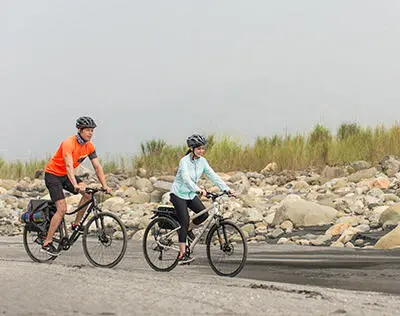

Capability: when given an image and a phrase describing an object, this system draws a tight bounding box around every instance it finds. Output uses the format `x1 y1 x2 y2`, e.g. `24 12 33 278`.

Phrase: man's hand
103 186 112 194
75 182 87 194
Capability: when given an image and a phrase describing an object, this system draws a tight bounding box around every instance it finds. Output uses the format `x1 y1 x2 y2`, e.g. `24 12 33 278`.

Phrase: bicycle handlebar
205 190 235 200
85 187 111 195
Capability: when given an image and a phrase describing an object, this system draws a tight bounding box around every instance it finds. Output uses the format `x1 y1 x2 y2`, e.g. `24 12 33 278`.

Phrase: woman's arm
203 159 230 192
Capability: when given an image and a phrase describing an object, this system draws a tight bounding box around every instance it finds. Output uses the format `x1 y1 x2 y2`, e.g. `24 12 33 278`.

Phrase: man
42 116 112 256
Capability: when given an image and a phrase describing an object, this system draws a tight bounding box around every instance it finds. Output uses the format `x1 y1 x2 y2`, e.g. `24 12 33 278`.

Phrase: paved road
2 237 400 294
1 236 400 315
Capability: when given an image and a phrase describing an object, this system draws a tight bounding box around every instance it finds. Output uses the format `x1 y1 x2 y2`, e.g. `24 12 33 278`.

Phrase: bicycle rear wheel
23 225 62 263
206 220 247 277
82 212 127 268
143 217 180 272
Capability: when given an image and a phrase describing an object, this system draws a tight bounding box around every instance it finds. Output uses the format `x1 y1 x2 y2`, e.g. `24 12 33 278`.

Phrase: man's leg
73 183 91 226
43 199 67 246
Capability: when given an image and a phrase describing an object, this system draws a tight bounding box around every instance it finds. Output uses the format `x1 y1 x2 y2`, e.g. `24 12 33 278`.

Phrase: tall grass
0 157 49 180
133 122 400 175
3 122 400 179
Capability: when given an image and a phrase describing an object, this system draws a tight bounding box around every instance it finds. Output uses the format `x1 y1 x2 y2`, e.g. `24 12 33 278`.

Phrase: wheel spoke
82 213 127 268
207 222 247 277
143 217 180 272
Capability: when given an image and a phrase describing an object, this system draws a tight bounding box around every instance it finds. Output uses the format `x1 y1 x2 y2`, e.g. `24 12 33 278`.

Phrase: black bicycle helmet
76 116 97 129
186 134 207 148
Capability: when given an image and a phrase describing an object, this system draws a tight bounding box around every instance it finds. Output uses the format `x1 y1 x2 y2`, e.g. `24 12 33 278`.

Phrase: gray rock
260 162 278 175
121 187 137 198
241 208 264 223
161 192 172 205
137 168 147 178
128 192 151 204
272 195 337 227
241 223 256 238
134 178 154 193
379 203 400 227
354 239 365 247
310 235 332 246
348 168 377 183
152 181 172 192
270 228 284 239
321 166 345 179
157 175 176 182
356 224 370 233
230 175 250 195
150 190 163 203
351 161 371 171
379 155 400 177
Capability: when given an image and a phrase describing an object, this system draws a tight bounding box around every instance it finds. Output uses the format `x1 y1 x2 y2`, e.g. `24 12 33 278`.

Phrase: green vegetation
0 157 49 180
2 122 400 179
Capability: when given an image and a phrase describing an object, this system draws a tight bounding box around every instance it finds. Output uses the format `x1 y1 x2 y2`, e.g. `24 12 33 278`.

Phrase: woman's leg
170 194 190 257
188 196 207 226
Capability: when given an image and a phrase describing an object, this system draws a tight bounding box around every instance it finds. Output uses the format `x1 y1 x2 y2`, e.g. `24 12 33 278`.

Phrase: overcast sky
1 1 400 160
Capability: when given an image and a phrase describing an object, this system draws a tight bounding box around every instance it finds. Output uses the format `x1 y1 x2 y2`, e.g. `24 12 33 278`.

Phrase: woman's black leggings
170 193 208 243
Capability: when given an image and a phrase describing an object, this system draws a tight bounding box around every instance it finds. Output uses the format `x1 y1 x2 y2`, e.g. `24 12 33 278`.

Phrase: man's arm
90 157 112 193
63 153 80 192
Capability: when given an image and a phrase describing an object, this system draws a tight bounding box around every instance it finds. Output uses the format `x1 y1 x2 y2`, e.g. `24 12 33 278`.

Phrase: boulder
152 181 172 192
272 195 337 227
321 166 345 179
280 220 294 232
260 162 278 174
134 178 153 193
379 203 400 227
241 223 256 238
369 177 390 190
128 192 151 204
348 168 377 183
270 228 284 239
379 155 400 177
242 208 264 223
102 197 125 208
325 223 351 236
350 161 371 171
137 168 147 178
375 224 400 249
150 190 164 203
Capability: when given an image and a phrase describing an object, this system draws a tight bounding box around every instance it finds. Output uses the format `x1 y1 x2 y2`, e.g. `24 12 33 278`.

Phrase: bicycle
143 191 247 277
23 187 128 268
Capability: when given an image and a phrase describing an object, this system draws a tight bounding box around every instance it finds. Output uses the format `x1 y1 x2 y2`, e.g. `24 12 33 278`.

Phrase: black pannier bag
156 205 179 229
19 199 56 232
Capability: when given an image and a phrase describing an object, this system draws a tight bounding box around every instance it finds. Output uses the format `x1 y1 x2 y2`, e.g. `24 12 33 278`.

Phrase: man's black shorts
44 172 82 202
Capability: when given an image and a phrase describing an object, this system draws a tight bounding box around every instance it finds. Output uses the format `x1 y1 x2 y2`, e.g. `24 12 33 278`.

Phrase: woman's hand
196 189 208 197
226 190 237 198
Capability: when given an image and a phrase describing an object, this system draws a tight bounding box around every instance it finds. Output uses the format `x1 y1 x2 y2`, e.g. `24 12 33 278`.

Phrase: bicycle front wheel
23 225 62 263
143 217 180 272
82 212 127 268
206 220 247 277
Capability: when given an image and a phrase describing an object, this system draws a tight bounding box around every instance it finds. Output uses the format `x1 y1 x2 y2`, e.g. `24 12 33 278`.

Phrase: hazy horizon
2 1 400 160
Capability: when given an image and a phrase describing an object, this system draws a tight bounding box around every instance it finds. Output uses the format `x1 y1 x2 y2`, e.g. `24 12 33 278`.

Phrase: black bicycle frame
56 194 102 247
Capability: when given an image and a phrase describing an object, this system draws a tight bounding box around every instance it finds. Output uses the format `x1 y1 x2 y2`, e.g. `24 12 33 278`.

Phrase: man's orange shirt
45 136 96 176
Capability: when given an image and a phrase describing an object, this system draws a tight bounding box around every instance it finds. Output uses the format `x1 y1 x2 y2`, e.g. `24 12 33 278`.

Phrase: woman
170 134 232 264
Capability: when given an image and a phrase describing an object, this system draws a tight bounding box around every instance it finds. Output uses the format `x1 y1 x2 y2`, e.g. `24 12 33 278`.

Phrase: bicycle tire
82 212 127 268
23 225 61 263
206 220 247 277
143 217 180 272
